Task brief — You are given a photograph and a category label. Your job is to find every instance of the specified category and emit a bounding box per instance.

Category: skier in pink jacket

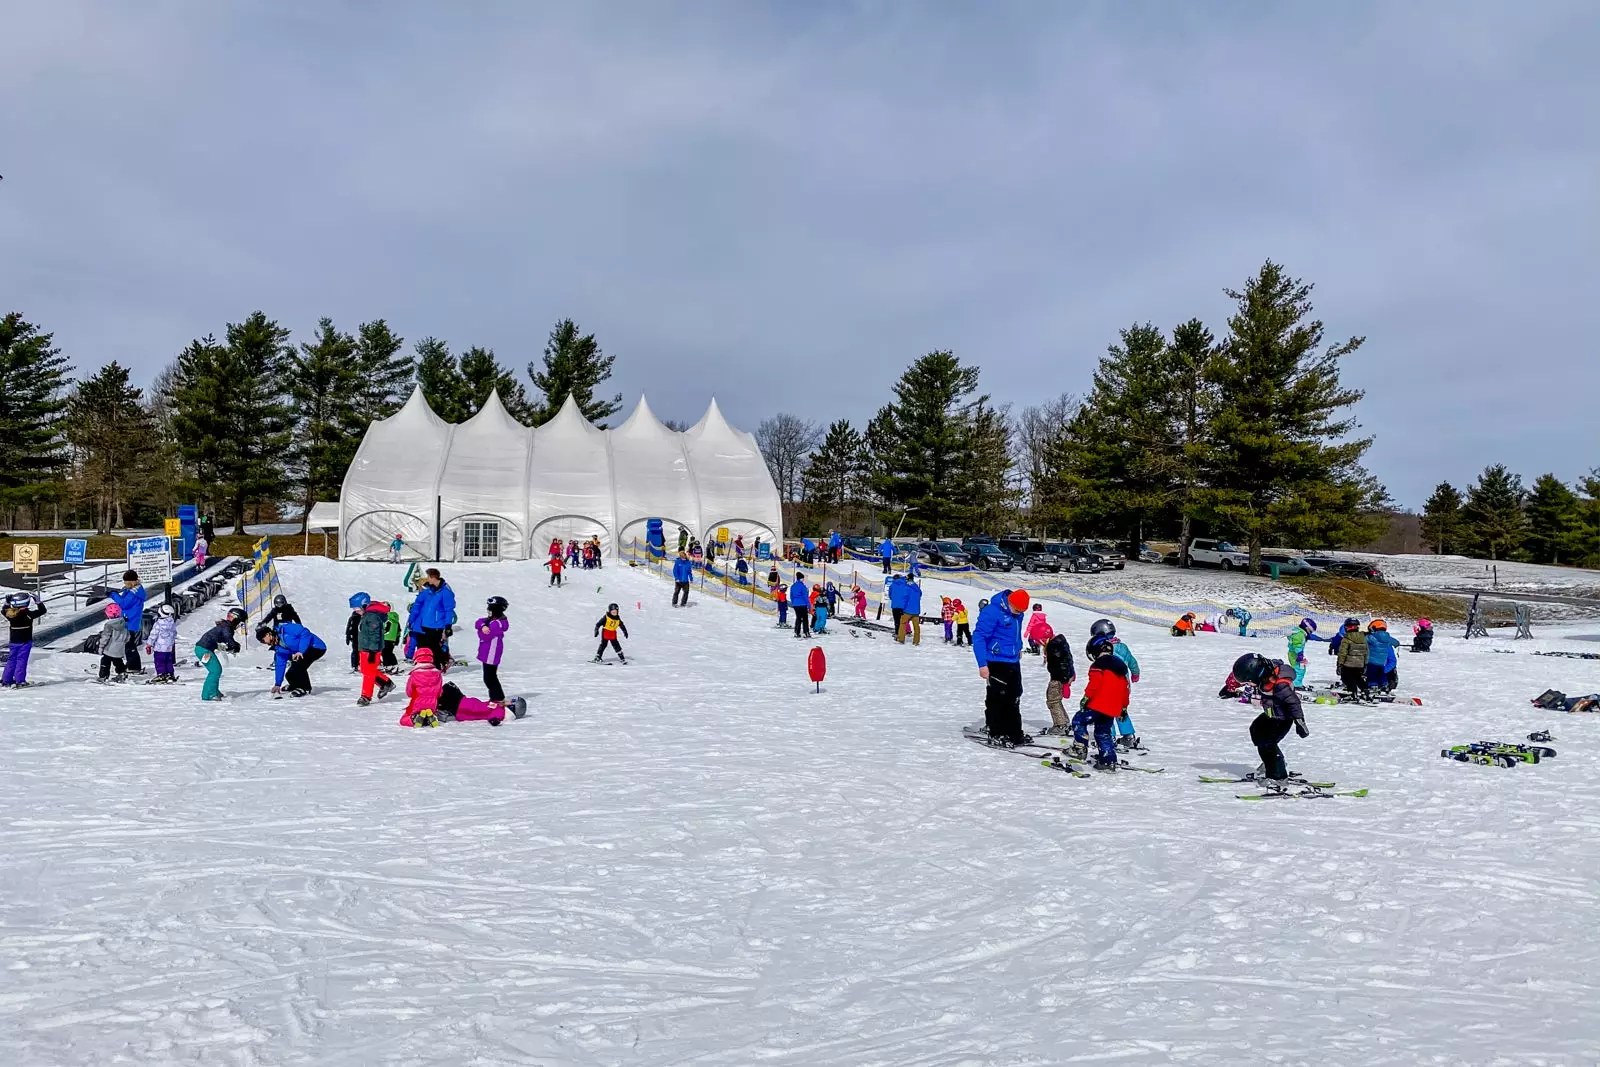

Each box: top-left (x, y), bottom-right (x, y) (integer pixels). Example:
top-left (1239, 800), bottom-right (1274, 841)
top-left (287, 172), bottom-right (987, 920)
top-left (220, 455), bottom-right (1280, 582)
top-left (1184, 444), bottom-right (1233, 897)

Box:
top-left (1025, 605), bottom-right (1055, 654)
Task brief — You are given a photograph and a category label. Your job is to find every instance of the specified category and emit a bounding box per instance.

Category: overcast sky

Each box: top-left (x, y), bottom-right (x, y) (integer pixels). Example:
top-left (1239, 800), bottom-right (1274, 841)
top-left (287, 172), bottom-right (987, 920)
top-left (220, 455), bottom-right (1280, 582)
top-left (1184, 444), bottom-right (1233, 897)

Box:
top-left (3, 1), bottom-right (1596, 508)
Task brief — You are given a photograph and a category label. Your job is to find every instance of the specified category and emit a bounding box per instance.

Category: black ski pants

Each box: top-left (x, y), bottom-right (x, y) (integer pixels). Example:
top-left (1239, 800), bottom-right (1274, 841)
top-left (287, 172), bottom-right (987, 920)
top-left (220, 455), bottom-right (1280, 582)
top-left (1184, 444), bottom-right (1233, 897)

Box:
top-left (416, 627), bottom-right (448, 668)
top-left (984, 660), bottom-right (1024, 742)
top-left (98, 654), bottom-right (126, 680)
top-left (1338, 665), bottom-right (1367, 694)
top-left (955, 622), bottom-right (971, 647)
top-left (1250, 713), bottom-right (1294, 780)
top-left (124, 630), bottom-right (143, 672)
top-left (382, 639), bottom-right (398, 668)
top-left (482, 662), bottom-right (504, 703)
top-left (672, 581), bottom-right (690, 606)
top-left (285, 645), bottom-right (325, 692)
top-left (792, 605), bottom-right (811, 637)
top-left (596, 637), bottom-right (624, 660)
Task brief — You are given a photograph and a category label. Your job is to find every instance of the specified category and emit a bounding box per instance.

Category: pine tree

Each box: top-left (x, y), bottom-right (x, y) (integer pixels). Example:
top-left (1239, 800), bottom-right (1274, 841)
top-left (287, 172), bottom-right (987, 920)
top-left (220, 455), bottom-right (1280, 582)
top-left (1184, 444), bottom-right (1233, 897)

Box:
top-left (288, 318), bottom-right (359, 522)
top-left (876, 350), bottom-right (984, 532)
top-left (803, 419), bottom-right (866, 518)
top-left (167, 337), bottom-right (230, 507)
top-left (529, 319), bottom-right (622, 426)
top-left (1462, 464), bottom-right (1527, 560)
top-left (1161, 319), bottom-right (1220, 559)
top-left (0, 313), bottom-right (73, 518)
top-left (458, 346), bottom-right (537, 423)
top-left (1523, 473), bottom-right (1581, 565)
top-left (414, 337), bottom-right (470, 422)
top-left (352, 319), bottom-right (413, 425)
top-left (1575, 470), bottom-right (1600, 569)
top-left (951, 399), bottom-right (1015, 534)
top-left (1419, 481), bottom-right (1464, 555)
top-left (64, 362), bottom-right (156, 531)
top-left (1199, 262), bottom-right (1380, 570)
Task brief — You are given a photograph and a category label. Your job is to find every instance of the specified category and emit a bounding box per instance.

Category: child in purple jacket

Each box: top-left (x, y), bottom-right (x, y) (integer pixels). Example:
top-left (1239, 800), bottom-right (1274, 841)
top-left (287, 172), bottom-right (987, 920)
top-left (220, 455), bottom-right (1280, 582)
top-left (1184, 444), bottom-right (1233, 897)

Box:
top-left (476, 595), bottom-right (509, 704)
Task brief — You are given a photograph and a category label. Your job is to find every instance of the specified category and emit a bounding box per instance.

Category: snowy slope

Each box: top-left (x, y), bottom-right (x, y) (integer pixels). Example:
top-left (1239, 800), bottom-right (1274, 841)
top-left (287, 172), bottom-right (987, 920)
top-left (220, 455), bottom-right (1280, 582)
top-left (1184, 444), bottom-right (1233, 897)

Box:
top-left (4, 557), bottom-right (1600, 1065)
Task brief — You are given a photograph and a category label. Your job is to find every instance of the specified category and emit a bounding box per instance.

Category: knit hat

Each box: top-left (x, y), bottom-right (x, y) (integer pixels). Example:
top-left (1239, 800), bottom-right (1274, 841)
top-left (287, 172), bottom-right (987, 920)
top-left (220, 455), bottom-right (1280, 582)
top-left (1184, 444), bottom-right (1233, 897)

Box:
top-left (1007, 590), bottom-right (1029, 613)
top-left (413, 647), bottom-right (435, 665)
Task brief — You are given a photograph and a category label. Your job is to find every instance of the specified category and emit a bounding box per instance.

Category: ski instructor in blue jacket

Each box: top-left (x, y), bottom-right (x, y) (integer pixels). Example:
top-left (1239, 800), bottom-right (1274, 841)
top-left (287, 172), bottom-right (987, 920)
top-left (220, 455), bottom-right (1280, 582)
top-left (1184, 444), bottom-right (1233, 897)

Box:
top-left (671, 551), bottom-right (695, 607)
top-left (257, 620), bottom-right (327, 696)
top-left (878, 538), bottom-right (895, 575)
top-left (972, 589), bottom-right (1031, 745)
top-left (407, 568), bottom-right (457, 668)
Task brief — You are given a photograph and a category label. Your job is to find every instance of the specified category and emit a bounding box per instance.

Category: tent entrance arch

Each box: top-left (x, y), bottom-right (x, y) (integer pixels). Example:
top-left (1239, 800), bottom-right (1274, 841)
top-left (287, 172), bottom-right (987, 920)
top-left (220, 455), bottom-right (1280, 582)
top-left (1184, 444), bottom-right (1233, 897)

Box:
top-left (441, 512), bottom-right (525, 562)
top-left (620, 516), bottom-right (696, 554)
top-left (343, 509), bottom-right (432, 561)
top-left (532, 514), bottom-right (612, 554)
top-left (701, 518), bottom-right (778, 553)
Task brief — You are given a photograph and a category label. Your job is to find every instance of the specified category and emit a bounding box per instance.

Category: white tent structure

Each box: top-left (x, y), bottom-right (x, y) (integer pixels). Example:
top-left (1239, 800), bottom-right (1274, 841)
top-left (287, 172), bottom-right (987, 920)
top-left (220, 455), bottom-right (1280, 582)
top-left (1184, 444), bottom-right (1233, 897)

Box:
top-left (338, 388), bottom-right (782, 561)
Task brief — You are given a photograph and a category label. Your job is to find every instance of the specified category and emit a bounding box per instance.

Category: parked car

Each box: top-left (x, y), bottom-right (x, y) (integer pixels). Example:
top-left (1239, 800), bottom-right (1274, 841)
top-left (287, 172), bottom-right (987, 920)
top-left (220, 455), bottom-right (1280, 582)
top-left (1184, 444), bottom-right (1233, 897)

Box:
top-left (1085, 541), bottom-right (1126, 570)
top-left (917, 540), bottom-right (970, 567)
top-left (1163, 551), bottom-right (1181, 566)
top-left (1185, 538), bottom-right (1252, 570)
top-left (1043, 542), bottom-right (1103, 573)
top-left (966, 543), bottom-right (1014, 572)
top-left (962, 535), bottom-right (997, 548)
top-left (1324, 559), bottom-right (1385, 582)
top-left (999, 538), bottom-right (1063, 573)
top-left (1139, 545), bottom-right (1165, 564)
top-left (842, 536), bottom-right (876, 554)
top-left (1258, 552), bottom-right (1319, 577)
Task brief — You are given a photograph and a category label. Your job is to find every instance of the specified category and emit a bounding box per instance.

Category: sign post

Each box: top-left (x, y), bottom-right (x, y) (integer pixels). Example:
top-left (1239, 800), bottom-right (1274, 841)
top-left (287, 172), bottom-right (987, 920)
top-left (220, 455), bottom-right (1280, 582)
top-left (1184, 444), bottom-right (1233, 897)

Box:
top-left (126, 536), bottom-right (173, 585)
top-left (11, 544), bottom-right (40, 575)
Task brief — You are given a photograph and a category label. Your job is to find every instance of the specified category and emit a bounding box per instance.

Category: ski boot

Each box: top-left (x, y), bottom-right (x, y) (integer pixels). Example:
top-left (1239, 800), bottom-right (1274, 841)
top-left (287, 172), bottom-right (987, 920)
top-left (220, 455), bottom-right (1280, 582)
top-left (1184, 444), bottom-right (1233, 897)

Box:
top-left (1117, 734), bottom-right (1146, 753)
top-left (289, 688), bottom-right (310, 698)
top-left (413, 709), bottom-right (438, 728)
top-left (592, 655), bottom-right (604, 663)
top-left (1040, 723), bottom-right (1072, 737)
top-left (1093, 754), bottom-right (1120, 771)
top-left (1067, 741), bottom-right (1089, 761)
top-left (355, 696), bottom-right (371, 707)
top-left (376, 679), bottom-right (395, 701)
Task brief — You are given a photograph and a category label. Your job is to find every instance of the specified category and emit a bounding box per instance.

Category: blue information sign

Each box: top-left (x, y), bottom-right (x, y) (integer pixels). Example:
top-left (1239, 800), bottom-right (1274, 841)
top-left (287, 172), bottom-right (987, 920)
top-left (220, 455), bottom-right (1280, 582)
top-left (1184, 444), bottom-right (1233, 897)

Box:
top-left (64, 539), bottom-right (88, 564)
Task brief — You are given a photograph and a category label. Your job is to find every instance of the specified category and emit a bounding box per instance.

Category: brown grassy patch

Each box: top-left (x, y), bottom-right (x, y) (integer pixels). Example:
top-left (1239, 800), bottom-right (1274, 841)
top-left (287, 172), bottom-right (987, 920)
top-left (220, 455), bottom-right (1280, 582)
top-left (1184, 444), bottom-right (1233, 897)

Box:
top-left (1288, 576), bottom-right (1467, 624)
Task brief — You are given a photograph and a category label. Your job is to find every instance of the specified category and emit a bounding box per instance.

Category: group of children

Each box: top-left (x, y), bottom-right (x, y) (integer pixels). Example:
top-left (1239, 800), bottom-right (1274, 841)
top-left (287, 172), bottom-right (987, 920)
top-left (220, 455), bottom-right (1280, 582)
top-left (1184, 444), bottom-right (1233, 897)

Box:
top-left (770, 570), bottom-right (866, 637)
top-left (550, 537), bottom-right (604, 572)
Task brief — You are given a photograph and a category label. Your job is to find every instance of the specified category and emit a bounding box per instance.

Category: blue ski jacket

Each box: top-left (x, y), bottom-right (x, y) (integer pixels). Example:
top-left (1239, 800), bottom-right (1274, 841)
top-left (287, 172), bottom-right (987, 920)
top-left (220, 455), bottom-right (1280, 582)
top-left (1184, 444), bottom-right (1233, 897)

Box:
top-left (672, 557), bottom-right (694, 583)
top-left (972, 594), bottom-right (1024, 668)
top-left (887, 576), bottom-right (906, 611)
top-left (271, 622), bottom-right (326, 685)
top-left (879, 539), bottom-right (894, 560)
top-left (109, 584), bottom-right (147, 634)
top-left (902, 582), bottom-right (923, 617)
top-left (409, 582), bottom-right (456, 631)
top-left (1112, 640), bottom-right (1140, 682)
top-left (1365, 629), bottom-right (1399, 666)
top-left (788, 579), bottom-right (810, 607)
top-left (829, 532), bottom-right (842, 550)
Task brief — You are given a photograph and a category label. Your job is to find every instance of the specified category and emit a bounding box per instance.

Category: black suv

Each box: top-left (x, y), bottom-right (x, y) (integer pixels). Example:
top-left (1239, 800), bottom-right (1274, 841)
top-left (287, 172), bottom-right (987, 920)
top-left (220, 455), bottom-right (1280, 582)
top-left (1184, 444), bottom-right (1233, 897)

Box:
top-left (1044, 542), bottom-right (1102, 573)
top-left (965, 543), bottom-right (1014, 572)
top-left (998, 537), bottom-right (1062, 574)
top-left (917, 540), bottom-right (970, 566)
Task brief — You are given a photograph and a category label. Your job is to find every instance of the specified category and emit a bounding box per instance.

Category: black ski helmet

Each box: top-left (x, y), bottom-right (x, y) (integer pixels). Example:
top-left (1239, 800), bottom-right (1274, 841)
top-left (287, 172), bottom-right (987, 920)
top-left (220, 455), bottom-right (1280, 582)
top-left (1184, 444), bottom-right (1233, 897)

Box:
top-left (1086, 632), bottom-right (1115, 658)
top-left (607, 602), bottom-right (619, 612)
top-left (273, 594), bottom-right (287, 608)
top-left (225, 608), bottom-right (247, 626)
top-left (1233, 653), bottom-right (1270, 684)
top-left (4, 592), bottom-right (29, 609)
top-left (1090, 618), bottom-right (1116, 638)
top-left (487, 595), bottom-right (508, 614)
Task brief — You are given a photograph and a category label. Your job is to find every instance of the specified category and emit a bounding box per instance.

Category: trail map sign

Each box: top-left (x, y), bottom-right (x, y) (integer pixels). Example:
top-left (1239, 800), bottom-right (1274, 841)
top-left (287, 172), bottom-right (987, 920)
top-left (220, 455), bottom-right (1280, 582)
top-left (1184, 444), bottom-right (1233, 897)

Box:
top-left (126, 536), bottom-right (172, 584)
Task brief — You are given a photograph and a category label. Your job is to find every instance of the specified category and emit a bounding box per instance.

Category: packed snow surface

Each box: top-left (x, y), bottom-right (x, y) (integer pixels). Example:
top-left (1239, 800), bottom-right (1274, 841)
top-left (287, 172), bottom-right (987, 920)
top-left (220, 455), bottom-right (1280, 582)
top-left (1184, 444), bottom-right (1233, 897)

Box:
top-left (5, 557), bottom-right (1600, 1065)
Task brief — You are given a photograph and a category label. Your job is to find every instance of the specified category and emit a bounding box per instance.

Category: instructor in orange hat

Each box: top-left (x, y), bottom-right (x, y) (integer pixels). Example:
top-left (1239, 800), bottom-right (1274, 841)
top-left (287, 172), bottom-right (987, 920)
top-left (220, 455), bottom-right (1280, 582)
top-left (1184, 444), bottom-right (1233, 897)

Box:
top-left (972, 588), bottom-right (1033, 746)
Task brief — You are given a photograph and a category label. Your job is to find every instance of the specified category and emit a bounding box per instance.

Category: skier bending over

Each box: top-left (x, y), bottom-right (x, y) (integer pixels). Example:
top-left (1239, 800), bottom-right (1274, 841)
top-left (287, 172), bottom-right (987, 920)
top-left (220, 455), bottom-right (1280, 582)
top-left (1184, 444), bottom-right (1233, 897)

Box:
top-left (195, 609), bottom-right (246, 701)
top-left (1233, 653), bottom-right (1309, 782)
top-left (257, 620), bottom-right (328, 697)
top-left (594, 603), bottom-right (629, 663)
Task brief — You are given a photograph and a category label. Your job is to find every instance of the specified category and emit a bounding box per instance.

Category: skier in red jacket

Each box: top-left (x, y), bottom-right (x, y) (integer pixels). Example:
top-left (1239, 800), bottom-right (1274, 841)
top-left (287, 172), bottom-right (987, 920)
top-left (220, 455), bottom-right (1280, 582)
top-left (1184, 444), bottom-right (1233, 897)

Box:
top-left (1070, 631), bottom-right (1131, 769)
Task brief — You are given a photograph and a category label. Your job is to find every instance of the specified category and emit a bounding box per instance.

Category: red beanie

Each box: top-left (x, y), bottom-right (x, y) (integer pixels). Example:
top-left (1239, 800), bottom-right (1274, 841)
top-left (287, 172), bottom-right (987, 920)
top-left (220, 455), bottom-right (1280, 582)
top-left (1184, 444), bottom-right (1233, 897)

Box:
top-left (1007, 590), bottom-right (1030, 613)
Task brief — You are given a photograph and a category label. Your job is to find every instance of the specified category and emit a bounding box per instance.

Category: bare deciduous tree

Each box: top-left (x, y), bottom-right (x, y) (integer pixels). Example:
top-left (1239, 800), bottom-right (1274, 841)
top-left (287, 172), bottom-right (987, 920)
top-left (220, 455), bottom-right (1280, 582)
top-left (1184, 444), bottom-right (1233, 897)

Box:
top-left (755, 413), bottom-right (821, 503)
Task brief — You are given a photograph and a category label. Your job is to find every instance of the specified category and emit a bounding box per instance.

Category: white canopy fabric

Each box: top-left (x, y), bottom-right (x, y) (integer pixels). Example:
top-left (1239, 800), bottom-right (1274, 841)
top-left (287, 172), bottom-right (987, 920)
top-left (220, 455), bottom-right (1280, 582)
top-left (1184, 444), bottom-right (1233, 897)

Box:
top-left (306, 501), bottom-right (341, 531)
top-left (341, 390), bottom-right (778, 560)
top-left (340, 387), bottom-right (452, 559)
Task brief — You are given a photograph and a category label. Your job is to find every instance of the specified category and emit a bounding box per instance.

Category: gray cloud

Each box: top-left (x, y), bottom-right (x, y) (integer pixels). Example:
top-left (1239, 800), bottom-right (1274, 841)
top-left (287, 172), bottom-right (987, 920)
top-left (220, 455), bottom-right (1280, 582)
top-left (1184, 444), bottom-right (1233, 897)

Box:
top-left (3, 0), bottom-right (1596, 506)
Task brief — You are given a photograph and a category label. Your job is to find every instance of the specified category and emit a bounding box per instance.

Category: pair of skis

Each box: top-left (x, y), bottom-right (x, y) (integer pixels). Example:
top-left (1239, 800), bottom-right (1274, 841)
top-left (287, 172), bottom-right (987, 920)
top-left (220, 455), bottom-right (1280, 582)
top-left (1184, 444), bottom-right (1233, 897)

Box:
top-left (1442, 740), bottom-right (1557, 766)
top-left (961, 729), bottom-right (1163, 776)
top-left (1197, 773), bottom-right (1368, 800)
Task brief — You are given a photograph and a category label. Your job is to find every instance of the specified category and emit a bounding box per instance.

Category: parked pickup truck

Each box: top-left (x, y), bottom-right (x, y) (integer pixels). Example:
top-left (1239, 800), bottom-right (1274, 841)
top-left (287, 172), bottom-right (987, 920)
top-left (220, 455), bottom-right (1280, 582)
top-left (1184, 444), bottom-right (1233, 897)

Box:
top-left (1186, 538), bottom-right (1252, 570)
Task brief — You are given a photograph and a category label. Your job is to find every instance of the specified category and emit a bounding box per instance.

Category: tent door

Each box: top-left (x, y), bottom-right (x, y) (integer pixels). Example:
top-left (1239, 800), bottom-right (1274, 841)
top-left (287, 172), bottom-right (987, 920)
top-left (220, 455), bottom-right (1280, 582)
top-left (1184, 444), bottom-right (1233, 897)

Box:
top-left (462, 520), bottom-right (500, 561)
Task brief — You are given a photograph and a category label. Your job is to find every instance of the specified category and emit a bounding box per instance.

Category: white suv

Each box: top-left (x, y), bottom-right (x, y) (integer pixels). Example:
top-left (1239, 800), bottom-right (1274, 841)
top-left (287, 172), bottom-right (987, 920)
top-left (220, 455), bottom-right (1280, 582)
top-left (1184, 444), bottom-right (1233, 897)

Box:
top-left (1186, 538), bottom-right (1251, 570)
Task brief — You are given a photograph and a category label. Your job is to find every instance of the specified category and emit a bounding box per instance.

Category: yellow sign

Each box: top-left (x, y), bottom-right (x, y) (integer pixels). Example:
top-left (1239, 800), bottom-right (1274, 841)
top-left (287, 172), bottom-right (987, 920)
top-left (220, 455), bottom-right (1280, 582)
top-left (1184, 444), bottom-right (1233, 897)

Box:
top-left (717, 527), bottom-right (730, 544)
top-left (11, 543), bottom-right (40, 575)
top-left (164, 518), bottom-right (182, 537)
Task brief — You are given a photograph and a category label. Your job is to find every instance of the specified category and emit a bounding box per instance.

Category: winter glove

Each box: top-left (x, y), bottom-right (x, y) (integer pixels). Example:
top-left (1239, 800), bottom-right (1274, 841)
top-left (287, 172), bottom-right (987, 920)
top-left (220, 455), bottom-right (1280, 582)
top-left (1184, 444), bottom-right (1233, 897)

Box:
top-left (144, 645), bottom-right (153, 654)
top-left (1131, 673), bottom-right (1141, 684)
top-left (1294, 720), bottom-right (1310, 738)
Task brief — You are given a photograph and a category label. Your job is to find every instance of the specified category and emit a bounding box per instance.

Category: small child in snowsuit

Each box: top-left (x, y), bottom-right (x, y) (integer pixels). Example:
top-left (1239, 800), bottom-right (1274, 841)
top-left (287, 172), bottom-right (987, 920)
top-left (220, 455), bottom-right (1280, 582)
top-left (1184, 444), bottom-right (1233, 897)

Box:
top-left (811, 584), bottom-right (829, 634)
top-left (382, 609), bottom-right (401, 668)
top-left (2, 592), bottom-right (46, 688)
top-left (194, 609), bottom-right (245, 701)
top-left (401, 647), bottom-right (442, 727)
top-left (1412, 618), bottom-right (1434, 653)
top-left (98, 603), bottom-right (130, 682)
top-left (1025, 604), bottom-right (1053, 654)
top-left (1042, 632), bottom-right (1077, 734)
top-left (476, 596), bottom-right (509, 703)
top-left (389, 533), bottom-right (404, 563)
top-left (1072, 633), bottom-right (1129, 769)
top-left (1286, 618), bottom-right (1319, 687)
top-left (1089, 619), bottom-right (1143, 749)
top-left (546, 554), bottom-right (564, 587)
top-left (1171, 612), bottom-right (1196, 636)
top-left (953, 599), bottom-right (970, 646)
top-left (1334, 618), bottom-right (1369, 694)
top-left (853, 585), bottom-right (868, 620)
top-left (1231, 607), bottom-right (1252, 637)
top-left (1233, 653), bottom-right (1309, 782)
top-left (1365, 620), bottom-right (1400, 692)
top-left (355, 598), bottom-right (396, 706)
top-left (437, 681), bottom-right (525, 725)
top-left (941, 597), bottom-right (955, 643)
top-left (345, 598), bottom-right (364, 670)
top-left (775, 583), bottom-right (789, 627)
top-left (146, 604), bottom-right (179, 682)
top-left (193, 536), bottom-right (208, 570)
top-left (594, 604), bottom-right (629, 662)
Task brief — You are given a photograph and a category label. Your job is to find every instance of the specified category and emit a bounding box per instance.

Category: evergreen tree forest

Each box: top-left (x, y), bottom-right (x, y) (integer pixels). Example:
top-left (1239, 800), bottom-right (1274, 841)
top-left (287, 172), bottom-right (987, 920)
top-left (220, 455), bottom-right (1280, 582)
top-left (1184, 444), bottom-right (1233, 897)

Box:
top-left (0, 311), bottom-right (619, 534)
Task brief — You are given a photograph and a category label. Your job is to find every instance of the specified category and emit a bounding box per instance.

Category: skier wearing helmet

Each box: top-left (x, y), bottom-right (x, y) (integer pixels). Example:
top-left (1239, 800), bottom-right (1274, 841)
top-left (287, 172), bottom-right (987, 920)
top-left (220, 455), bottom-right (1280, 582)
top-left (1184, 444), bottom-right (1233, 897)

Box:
top-left (2, 591), bottom-right (46, 688)
top-left (345, 593), bottom-right (370, 671)
top-left (972, 589), bottom-right (1031, 746)
top-left (1334, 618), bottom-right (1369, 696)
top-left (476, 596), bottom-right (510, 703)
top-left (1365, 620), bottom-right (1399, 692)
top-left (145, 603), bottom-right (180, 683)
top-left (1286, 618), bottom-right (1323, 688)
top-left (594, 603), bottom-right (630, 663)
top-left (1089, 618), bottom-right (1144, 751)
top-left (266, 592), bottom-right (301, 629)
top-left (1411, 618), bottom-right (1434, 653)
top-left (1071, 632), bottom-right (1131, 769)
top-left (1233, 653), bottom-right (1309, 783)
top-left (401, 647), bottom-right (443, 728)
top-left (97, 602), bottom-right (130, 682)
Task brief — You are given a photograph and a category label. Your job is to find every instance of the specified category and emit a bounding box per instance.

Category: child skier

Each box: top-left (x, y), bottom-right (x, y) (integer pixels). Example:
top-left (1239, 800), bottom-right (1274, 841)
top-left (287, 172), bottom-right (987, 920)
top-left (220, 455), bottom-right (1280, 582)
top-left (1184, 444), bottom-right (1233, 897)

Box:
top-left (266, 593), bottom-right (301, 629)
top-left (1412, 618), bottom-right (1434, 653)
top-left (1171, 612), bottom-right (1196, 636)
top-left (1025, 604), bottom-right (1054, 654)
top-left (97, 603), bottom-right (130, 682)
top-left (194, 608), bottom-right (246, 701)
top-left (774, 582), bottom-right (789, 628)
top-left (1232, 653), bottom-right (1310, 783)
top-left (853, 585), bottom-right (868, 621)
top-left (355, 598), bottom-right (397, 706)
top-left (401, 647), bottom-right (442, 728)
top-left (145, 604), bottom-right (178, 683)
top-left (476, 596), bottom-right (509, 703)
top-left (811, 584), bottom-right (829, 634)
top-left (1365, 620), bottom-right (1399, 692)
top-left (1071, 632), bottom-right (1130, 769)
top-left (546, 553), bottom-right (564, 587)
top-left (389, 533), bottom-right (405, 563)
top-left (1286, 618), bottom-right (1318, 687)
top-left (1231, 606), bottom-right (1252, 636)
top-left (1089, 619), bottom-right (1143, 750)
top-left (436, 681), bottom-right (526, 725)
top-left (382, 607), bottom-right (401, 668)
top-left (952, 598), bottom-right (970, 646)
top-left (2, 592), bottom-right (45, 688)
top-left (345, 593), bottom-right (367, 671)
top-left (193, 535), bottom-right (208, 570)
top-left (941, 597), bottom-right (955, 644)
top-left (1334, 617), bottom-right (1369, 694)
top-left (257, 619), bottom-right (328, 697)
top-left (594, 603), bottom-right (630, 662)
top-left (1042, 631), bottom-right (1077, 735)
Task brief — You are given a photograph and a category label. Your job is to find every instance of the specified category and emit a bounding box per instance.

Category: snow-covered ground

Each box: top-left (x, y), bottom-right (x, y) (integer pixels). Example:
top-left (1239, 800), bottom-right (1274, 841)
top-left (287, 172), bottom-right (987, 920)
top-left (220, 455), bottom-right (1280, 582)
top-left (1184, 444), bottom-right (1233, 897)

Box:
top-left (5, 557), bottom-right (1600, 1065)
top-left (1343, 551), bottom-right (1600, 597)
